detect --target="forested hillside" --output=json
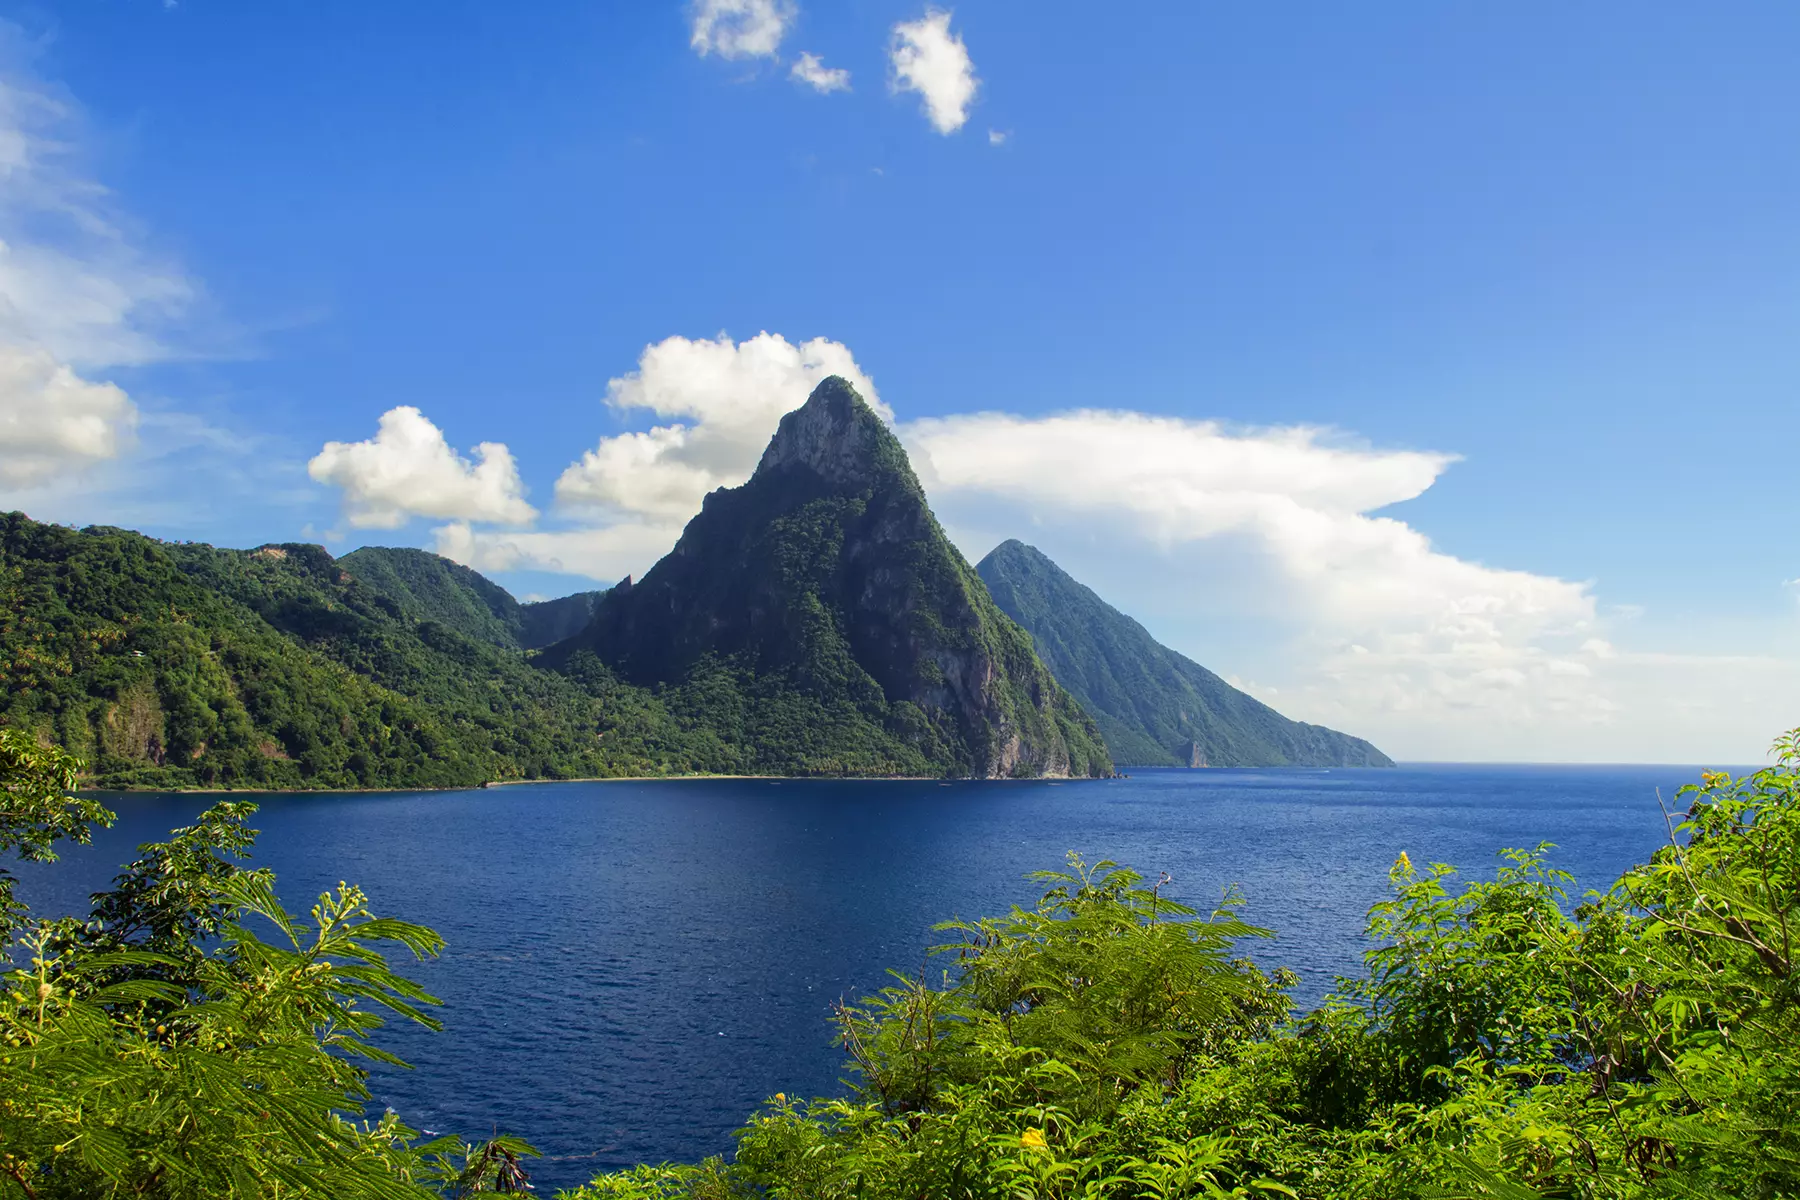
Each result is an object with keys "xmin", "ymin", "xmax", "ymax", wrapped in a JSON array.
[
  {"xmin": 338, "ymin": 546, "xmax": 605, "ymax": 650},
  {"xmin": 0, "ymin": 514, "xmax": 702, "ymax": 788}
]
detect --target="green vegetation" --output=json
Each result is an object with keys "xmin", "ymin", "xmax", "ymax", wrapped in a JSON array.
[
  {"xmin": 572, "ymin": 735, "xmax": 1800, "ymax": 1199},
  {"xmin": 0, "ymin": 505, "xmax": 1102, "ymax": 787},
  {"xmin": 2, "ymin": 397, "xmax": 1120, "ymax": 788},
  {"xmin": 338, "ymin": 546, "xmax": 604, "ymax": 651},
  {"xmin": 0, "ymin": 511, "xmax": 725, "ymax": 788},
  {"xmin": 0, "ymin": 728, "xmax": 536, "ymax": 1197},
  {"xmin": 977, "ymin": 539, "xmax": 1392, "ymax": 767},
  {"xmin": 546, "ymin": 379, "xmax": 1110, "ymax": 779}
]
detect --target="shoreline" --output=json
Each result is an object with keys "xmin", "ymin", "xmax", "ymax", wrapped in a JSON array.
[{"xmin": 82, "ymin": 771, "xmax": 1120, "ymax": 797}]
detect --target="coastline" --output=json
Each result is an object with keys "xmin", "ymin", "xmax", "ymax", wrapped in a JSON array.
[{"xmin": 82, "ymin": 770, "xmax": 1119, "ymax": 796}]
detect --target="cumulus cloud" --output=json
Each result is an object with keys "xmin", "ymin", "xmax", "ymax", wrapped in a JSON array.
[
  {"xmin": 555, "ymin": 331, "xmax": 884, "ymax": 518},
  {"xmin": 308, "ymin": 406, "xmax": 537, "ymax": 530},
  {"xmin": 0, "ymin": 345, "xmax": 134, "ymax": 486},
  {"xmin": 790, "ymin": 52, "xmax": 851, "ymax": 93},
  {"xmin": 890, "ymin": 9, "xmax": 978, "ymax": 134},
  {"xmin": 689, "ymin": 0, "xmax": 795, "ymax": 60},
  {"xmin": 0, "ymin": 48, "xmax": 193, "ymax": 493}
]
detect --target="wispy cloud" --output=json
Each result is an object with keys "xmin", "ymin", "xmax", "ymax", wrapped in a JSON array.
[
  {"xmin": 790, "ymin": 51, "xmax": 850, "ymax": 93},
  {"xmin": 689, "ymin": 0, "xmax": 796, "ymax": 61},
  {"xmin": 0, "ymin": 29, "xmax": 196, "ymax": 494}
]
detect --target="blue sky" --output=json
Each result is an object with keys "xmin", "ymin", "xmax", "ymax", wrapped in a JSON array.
[{"xmin": 0, "ymin": 1, "xmax": 1795, "ymax": 761}]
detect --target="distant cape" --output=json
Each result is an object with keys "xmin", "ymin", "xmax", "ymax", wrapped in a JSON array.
[{"xmin": 976, "ymin": 540, "xmax": 1393, "ymax": 768}]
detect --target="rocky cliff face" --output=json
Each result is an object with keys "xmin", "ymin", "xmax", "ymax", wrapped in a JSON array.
[{"xmin": 546, "ymin": 377, "xmax": 1110, "ymax": 779}]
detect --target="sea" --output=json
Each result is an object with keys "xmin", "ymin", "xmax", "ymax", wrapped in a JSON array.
[{"xmin": 13, "ymin": 764, "xmax": 1723, "ymax": 1192}]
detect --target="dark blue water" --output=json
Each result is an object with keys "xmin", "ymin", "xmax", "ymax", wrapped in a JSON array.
[{"xmin": 14, "ymin": 765, "xmax": 1713, "ymax": 1191}]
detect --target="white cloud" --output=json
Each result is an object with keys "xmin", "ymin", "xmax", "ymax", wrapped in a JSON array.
[
  {"xmin": 0, "ymin": 45, "xmax": 194, "ymax": 494},
  {"xmin": 689, "ymin": 0, "xmax": 795, "ymax": 60},
  {"xmin": 0, "ymin": 345, "xmax": 134, "ymax": 486},
  {"xmin": 555, "ymin": 332, "xmax": 884, "ymax": 519},
  {"xmin": 902, "ymin": 410, "xmax": 1621, "ymax": 753},
  {"xmin": 790, "ymin": 52, "xmax": 850, "ymax": 93},
  {"xmin": 890, "ymin": 9, "xmax": 978, "ymax": 134},
  {"xmin": 308, "ymin": 406, "xmax": 538, "ymax": 530},
  {"xmin": 988, "ymin": 128, "xmax": 1007, "ymax": 146}
]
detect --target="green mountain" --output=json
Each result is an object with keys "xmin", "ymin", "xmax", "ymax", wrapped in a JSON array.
[
  {"xmin": 338, "ymin": 546, "xmax": 604, "ymax": 650},
  {"xmin": 975, "ymin": 540, "xmax": 1393, "ymax": 768},
  {"xmin": 0, "ymin": 513, "xmax": 716, "ymax": 789},
  {"xmin": 544, "ymin": 376, "xmax": 1111, "ymax": 779}
]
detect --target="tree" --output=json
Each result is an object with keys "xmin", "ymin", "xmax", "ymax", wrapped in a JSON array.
[{"xmin": 0, "ymin": 730, "xmax": 534, "ymax": 1198}]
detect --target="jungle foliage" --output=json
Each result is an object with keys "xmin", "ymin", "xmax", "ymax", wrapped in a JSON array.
[
  {"xmin": 336, "ymin": 546, "xmax": 603, "ymax": 652},
  {"xmin": 572, "ymin": 736, "xmax": 1800, "ymax": 1200},
  {"xmin": 0, "ymin": 728, "xmax": 536, "ymax": 1198}
]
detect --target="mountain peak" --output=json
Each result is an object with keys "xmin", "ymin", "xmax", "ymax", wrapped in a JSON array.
[
  {"xmin": 544, "ymin": 377, "xmax": 1111, "ymax": 779},
  {"xmin": 753, "ymin": 375, "xmax": 902, "ymax": 488}
]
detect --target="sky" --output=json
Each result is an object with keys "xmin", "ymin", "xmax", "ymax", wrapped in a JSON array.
[{"xmin": 0, "ymin": 1, "xmax": 1795, "ymax": 763}]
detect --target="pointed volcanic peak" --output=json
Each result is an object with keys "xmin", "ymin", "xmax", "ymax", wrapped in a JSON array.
[
  {"xmin": 976, "ymin": 540, "xmax": 1394, "ymax": 768},
  {"xmin": 545, "ymin": 377, "xmax": 1111, "ymax": 779},
  {"xmin": 753, "ymin": 373, "xmax": 913, "ymax": 487}
]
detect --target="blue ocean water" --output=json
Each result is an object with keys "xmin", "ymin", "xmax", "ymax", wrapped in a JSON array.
[{"xmin": 14, "ymin": 765, "xmax": 1715, "ymax": 1191}]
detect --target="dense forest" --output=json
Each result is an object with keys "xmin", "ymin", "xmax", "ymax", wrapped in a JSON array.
[
  {"xmin": 0, "ymin": 512, "xmax": 713, "ymax": 788},
  {"xmin": 5, "ymin": 722, "xmax": 1796, "ymax": 1198},
  {"xmin": 336, "ymin": 546, "xmax": 603, "ymax": 651}
]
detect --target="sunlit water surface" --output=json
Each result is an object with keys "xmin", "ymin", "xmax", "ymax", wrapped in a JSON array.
[{"xmin": 17, "ymin": 765, "xmax": 1713, "ymax": 1191}]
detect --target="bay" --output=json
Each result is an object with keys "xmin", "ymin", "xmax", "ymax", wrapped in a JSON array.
[{"xmin": 15, "ymin": 764, "xmax": 1718, "ymax": 1192}]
